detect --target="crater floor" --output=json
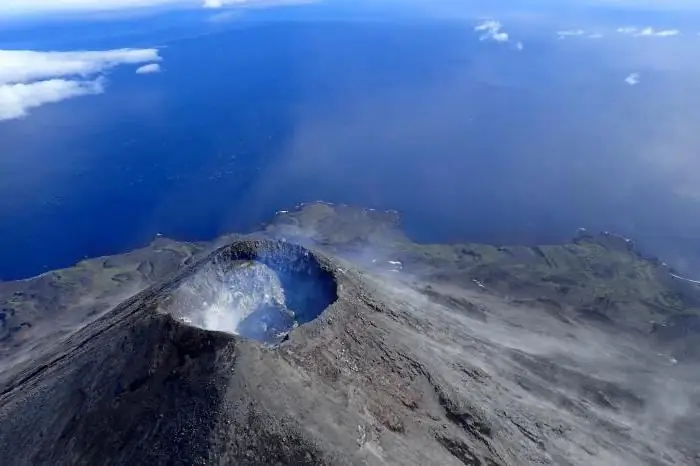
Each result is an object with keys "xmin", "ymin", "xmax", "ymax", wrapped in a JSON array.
[{"xmin": 164, "ymin": 241, "xmax": 338, "ymax": 345}]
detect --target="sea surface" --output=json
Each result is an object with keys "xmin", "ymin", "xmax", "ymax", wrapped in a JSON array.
[{"xmin": 1, "ymin": 8, "xmax": 699, "ymax": 279}]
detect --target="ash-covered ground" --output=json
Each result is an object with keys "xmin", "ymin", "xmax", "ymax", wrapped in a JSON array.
[{"xmin": 1, "ymin": 203, "xmax": 699, "ymax": 465}]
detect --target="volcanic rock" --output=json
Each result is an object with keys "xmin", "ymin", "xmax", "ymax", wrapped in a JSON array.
[{"xmin": 1, "ymin": 203, "xmax": 699, "ymax": 465}]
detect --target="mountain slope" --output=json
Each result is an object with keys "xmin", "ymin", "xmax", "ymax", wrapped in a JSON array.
[{"xmin": 0, "ymin": 203, "xmax": 699, "ymax": 465}]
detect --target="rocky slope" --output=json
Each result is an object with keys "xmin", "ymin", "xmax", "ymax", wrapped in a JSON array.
[{"xmin": 1, "ymin": 203, "xmax": 699, "ymax": 465}]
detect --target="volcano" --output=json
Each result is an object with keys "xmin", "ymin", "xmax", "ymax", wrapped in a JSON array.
[{"xmin": 1, "ymin": 203, "xmax": 699, "ymax": 466}]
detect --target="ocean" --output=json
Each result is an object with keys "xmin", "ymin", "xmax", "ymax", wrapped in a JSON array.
[{"xmin": 1, "ymin": 9, "xmax": 699, "ymax": 279}]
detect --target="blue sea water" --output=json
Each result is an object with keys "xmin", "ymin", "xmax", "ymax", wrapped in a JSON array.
[{"xmin": 1, "ymin": 7, "xmax": 700, "ymax": 279}]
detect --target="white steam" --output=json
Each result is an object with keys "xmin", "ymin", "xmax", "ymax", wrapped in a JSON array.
[{"xmin": 167, "ymin": 261, "xmax": 291, "ymax": 336}]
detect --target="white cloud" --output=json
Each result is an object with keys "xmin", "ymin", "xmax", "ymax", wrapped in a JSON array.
[
  {"xmin": 617, "ymin": 27, "xmax": 638, "ymax": 34},
  {"xmin": 0, "ymin": 48, "xmax": 160, "ymax": 121},
  {"xmin": 474, "ymin": 20, "xmax": 525, "ymax": 49},
  {"xmin": 557, "ymin": 29, "xmax": 586, "ymax": 39},
  {"xmin": 617, "ymin": 26, "xmax": 681, "ymax": 37},
  {"xmin": 0, "ymin": 0, "xmax": 189, "ymax": 16},
  {"xmin": 0, "ymin": 78, "xmax": 104, "ymax": 121},
  {"xmin": 0, "ymin": 0, "xmax": 312, "ymax": 16},
  {"xmin": 135, "ymin": 63, "xmax": 162, "ymax": 74},
  {"xmin": 492, "ymin": 31, "xmax": 509, "ymax": 42},
  {"xmin": 475, "ymin": 20, "xmax": 510, "ymax": 43},
  {"xmin": 557, "ymin": 30, "xmax": 605, "ymax": 40},
  {"xmin": 0, "ymin": 49, "xmax": 160, "ymax": 85},
  {"xmin": 625, "ymin": 72, "xmax": 641, "ymax": 86},
  {"xmin": 640, "ymin": 28, "xmax": 680, "ymax": 37}
]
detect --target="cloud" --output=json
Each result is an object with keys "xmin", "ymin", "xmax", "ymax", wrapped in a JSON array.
[
  {"xmin": 638, "ymin": 28, "xmax": 680, "ymax": 37},
  {"xmin": 557, "ymin": 29, "xmax": 586, "ymax": 39},
  {"xmin": 475, "ymin": 20, "xmax": 510, "ymax": 43},
  {"xmin": 617, "ymin": 27, "xmax": 638, "ymax": 34},
  {"xmin": 135, "ymin": 63, "xmax": 162, "ymax": 74},
  {"xmin": 0, "ymin": 49, "xmax": 160, "ymax": 85},
  {"xmin": 625, "ymin": 72, "xmax": 641, "ymax": 86},
  {"xmin": 474, "ymin": 20, "xmax": 525, "ymax": 51},
  {"xmin": 0, "ymin": 48, "xmax": 160, "ymax": 121},
  {"xmin": 0, "ymin": 78, "xmax": 104, "ymax": 121},
  {"xmin": 0, "ymin": 0, "xmax": 189, "ymax": 16},
  {"xmin": 617, "ymin": 27, "xmax": 682, "ymax": 37},
  {"xmin": 212, "ymin": 0, "xmax": 317, "ymax": 8},
  {"xmin": 0, "ymin": 0, "xmax": 313, "ymax": 16},
  {"xmin": 557, "ymin": 30, "xmax": 604, "ymax": 40}
]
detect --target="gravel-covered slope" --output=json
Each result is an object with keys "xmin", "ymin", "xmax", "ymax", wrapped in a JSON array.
[{"xmin": 1, "ymin": 203, "xmax": 699, "ymax": 465}]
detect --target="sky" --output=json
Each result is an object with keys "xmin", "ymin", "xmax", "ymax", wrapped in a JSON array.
[{"xmin": 0, "ymin": 0, "xmax": 315, "ymax": 17}]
